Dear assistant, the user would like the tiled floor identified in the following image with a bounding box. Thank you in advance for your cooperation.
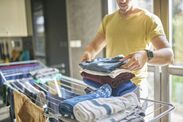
[0,97,11,122]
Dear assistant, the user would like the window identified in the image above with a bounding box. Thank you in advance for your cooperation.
[170,75,183,122]
[170,1,183,121]
[171,0,183,65]
[133,0,153,12]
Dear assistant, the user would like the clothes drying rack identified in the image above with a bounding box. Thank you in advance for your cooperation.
[0,60,175,122]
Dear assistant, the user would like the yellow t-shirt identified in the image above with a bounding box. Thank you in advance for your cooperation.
[97,9,165,85]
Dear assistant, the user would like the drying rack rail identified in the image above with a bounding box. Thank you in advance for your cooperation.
[0,60,175,122]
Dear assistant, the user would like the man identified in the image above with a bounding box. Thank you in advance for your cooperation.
[81,0,174,97]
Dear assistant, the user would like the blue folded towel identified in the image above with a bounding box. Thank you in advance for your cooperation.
[58,84,112,117]
[79,56,126,73]
[83,79,138,96]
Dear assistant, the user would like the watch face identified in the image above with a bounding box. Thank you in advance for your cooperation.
[149,51,154,58]
[145,49,154,60]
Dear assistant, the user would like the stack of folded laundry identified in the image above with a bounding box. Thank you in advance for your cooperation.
[58,56,145,121]
[79,56,137,96]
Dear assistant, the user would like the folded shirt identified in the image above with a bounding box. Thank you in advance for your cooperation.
[81,71,135,88]
[83,79,137,96]
[79,56,126,73]
[80,68,133,78]
[58,84,112,118]
[73,92,141,122]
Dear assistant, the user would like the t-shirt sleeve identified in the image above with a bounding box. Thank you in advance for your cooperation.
[146,14,165,41]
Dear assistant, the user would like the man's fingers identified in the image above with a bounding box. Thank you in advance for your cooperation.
[129,65,138,71]
[81,55,88,62]
[119,53,133,62]
[121,58,134,69]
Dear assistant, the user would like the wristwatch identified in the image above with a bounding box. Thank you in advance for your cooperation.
[145,49,154,61]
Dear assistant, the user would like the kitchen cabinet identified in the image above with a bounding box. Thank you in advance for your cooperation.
[0,0,32,37]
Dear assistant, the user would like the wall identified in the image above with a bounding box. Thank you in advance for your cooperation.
[66,0,105,79]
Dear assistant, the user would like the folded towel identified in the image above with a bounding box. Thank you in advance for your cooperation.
[59,84,112,117]
[80,69,132,78]
[112,80,138,96]
[81,68,132,78]
[79,56,126,73]
[97,107,145,122]
[73,92,140,122]
[81,71,135,88]
[83,79,138,96]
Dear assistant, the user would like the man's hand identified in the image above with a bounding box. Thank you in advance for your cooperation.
[80,51,92,62]
[119,50,148,71]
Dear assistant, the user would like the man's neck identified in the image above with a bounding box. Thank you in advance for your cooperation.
[119,6,135,17]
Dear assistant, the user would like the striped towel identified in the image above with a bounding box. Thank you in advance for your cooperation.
[59,84,112,117]
[73,92,140,122]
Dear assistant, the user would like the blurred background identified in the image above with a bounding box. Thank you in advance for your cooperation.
[0,0,183,122]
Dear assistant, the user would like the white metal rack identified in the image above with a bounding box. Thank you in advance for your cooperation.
[0,60,175,122]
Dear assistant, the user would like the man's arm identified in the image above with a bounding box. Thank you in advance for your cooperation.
[148,35,174,65]
[81,32,106,61]
[120,35,174,70]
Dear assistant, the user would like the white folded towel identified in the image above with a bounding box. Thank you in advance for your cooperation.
[80,68,132,78]
[73,92,140,122]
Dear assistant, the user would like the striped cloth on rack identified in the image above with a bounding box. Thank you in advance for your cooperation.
[73,92,141,122]
[58,84,112,118]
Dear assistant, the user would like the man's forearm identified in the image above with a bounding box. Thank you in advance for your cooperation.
[148,48,174,65]
[84,33,106,59]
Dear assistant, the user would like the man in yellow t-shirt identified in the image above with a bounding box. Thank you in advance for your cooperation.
[81,0,173,97]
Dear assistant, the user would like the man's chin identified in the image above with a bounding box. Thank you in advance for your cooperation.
[120,7,128,11]
[120,9,128,14]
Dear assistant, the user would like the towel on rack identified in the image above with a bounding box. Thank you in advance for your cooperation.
[101,105,145,122]
[83,79,138,96]
[30,68,59,79]
[13,91,46,122]
[119,111,145,122]
[5,73,31,81]
[79,56,126,73]
[10,81,37,102]
[58,84,112,117]
[73,92,140,122]
[10,81,47,107]
[81,71,135,88]
[36,91,47,107]
[47,87,79,113]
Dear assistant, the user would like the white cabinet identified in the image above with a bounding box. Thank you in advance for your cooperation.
[0,0,32,37]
